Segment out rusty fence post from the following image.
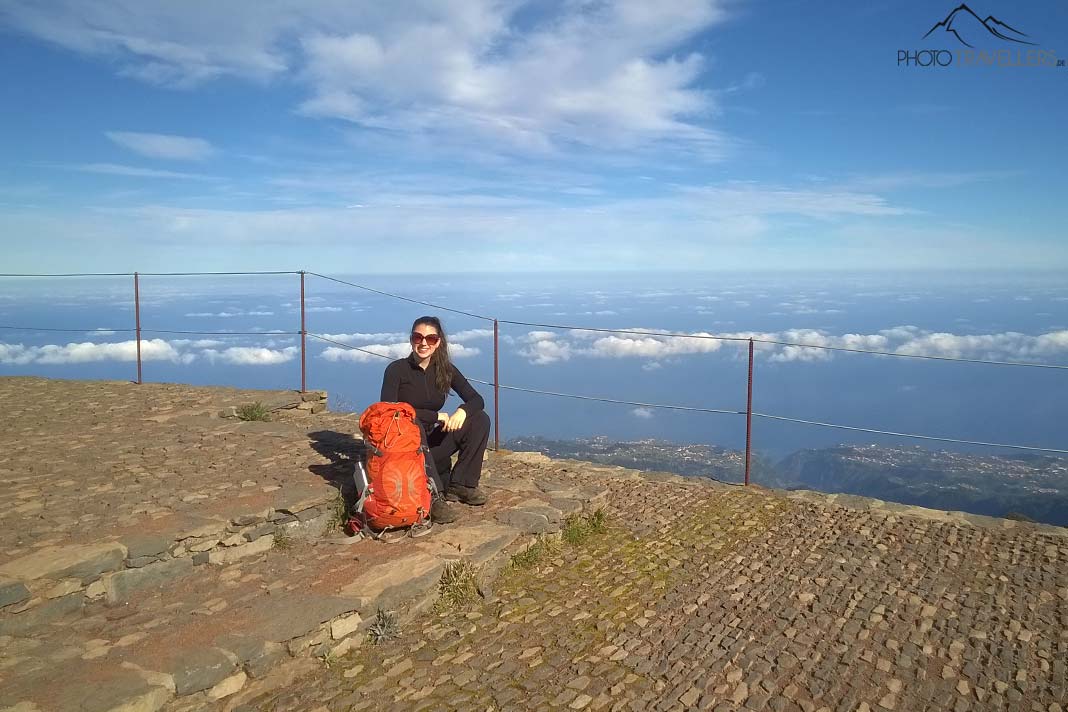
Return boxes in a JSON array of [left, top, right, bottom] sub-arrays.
[[300, 270, 306, 393], [493, 318, 500, 451], [745, 338, 754, 486], [134, 272, 142, 385]]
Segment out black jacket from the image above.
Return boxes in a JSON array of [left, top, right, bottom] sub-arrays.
[[380, 354, 485, 429]]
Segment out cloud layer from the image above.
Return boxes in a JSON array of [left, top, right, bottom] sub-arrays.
[[4, 327, 1065, 372], [515, 326, 1068, 365], [0, 339, 189, 365], [0, 324, 493, 367]]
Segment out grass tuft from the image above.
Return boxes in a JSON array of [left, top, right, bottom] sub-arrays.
[[510, 535, 558, 569], [587, 508, 608, 533], [328, 488, 349, 533], [272, 528, 293, 551], [436, 560, 479, 611], [367, 608, 399, 645], [562, 508, 609, 545], [236, 402, 270, 422]]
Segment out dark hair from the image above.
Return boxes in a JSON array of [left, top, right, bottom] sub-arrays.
[[411, 316, 453, 394]]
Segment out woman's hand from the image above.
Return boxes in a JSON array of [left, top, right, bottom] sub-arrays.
[[444, 408, 467, 432], [437, 412, 450, 428]]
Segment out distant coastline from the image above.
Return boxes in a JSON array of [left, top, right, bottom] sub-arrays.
[[507, 436, 1068, 528]]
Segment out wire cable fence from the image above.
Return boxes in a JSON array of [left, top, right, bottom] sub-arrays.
[[2, 271, 1066, 480], [1, 325, 136, 333], [308, 330, 1068, 459], [0, 271, 300, 277]]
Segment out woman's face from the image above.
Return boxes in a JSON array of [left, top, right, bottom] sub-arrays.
[[410, 323, 441, 361]]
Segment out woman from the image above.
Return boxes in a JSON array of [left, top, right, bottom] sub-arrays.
[[380, 316, 491, 523]]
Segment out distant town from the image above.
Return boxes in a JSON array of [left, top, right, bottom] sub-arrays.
[[507, 436, 1068, 527]]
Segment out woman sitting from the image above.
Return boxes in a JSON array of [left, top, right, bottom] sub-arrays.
[[380, 316, 492, 523]]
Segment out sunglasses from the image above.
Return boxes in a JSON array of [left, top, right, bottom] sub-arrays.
[[410, 333, 441, 346]]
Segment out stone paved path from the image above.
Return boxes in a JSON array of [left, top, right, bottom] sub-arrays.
[[0, 376, 331, 561], [0, 378, 608, 712], [2, 377, 1066, 712], [245, 456, 1068, 712]]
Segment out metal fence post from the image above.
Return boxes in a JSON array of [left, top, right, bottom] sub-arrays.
[[300, 270, 306, 393], [493, 318, 500, 451], [134, 272, 142, 385], [745, 338, 754, 486]]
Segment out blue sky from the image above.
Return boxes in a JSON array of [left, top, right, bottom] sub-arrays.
[[1, 0, 1066, 273]]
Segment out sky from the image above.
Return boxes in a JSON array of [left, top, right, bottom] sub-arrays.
[[1, 0, 1067, 273]]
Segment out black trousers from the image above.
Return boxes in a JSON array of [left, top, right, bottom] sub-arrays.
[[424, 410, 491, 490]]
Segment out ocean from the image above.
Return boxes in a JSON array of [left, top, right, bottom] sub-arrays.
[[1, 270, 1065, 461]]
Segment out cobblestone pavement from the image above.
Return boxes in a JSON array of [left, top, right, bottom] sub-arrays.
[[247, 457, 1068, 712]]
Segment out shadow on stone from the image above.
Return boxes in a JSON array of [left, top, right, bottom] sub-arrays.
[[306, 429, 366, 506]]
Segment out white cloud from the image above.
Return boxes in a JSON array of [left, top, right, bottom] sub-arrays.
[[185, 310, 274, 317], [320, 342, 409, 363], [451, 328, 494, 340], [0, 338, 312, 366], [317, 330, 488, 344], [517, 331, 574, 364], [631, 406, 654, 419], [106, 131, 214, 160], [170, 338, 226, 348], [514, 326, 1068, 366], [200, 346, 298, 365], [320, 341, 480, 363], [0, 338, 188, 365], [318, 331, 406, 343], [3, 1, 734, 154]]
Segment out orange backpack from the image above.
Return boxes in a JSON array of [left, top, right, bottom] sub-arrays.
[[351, 402, 434, 533]]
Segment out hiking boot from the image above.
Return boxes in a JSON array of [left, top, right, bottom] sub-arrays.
[[430, 498, 459, 524], [446, 484, 488, 506]]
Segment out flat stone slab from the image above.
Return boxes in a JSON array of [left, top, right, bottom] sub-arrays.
[[103, 557, 195, 604], [0, 592, 84, 636], [119, 534, 172, 560], [252, 595, 361, 644], [79, 669, 171, 712], [270, 482, 336, 514], [496, 498, 565, 534], [206, 533, 273, 565], [339, 551, 445, 610], [0, 576, 31, 608], [0, 542, 127, 583], [484, 478, 540, 493], [234, 421, 301, 438], [169, 646, 238, 696], [174, 515, 230, 541], [415, 523, 521, 567], [496, 508, 561, 534]]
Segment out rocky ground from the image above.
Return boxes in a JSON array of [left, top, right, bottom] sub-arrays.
[[1, 377, 1066, 712], [245, 456, 1068, 712]]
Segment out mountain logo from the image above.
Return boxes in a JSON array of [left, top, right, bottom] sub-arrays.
[[923, 3, 1037, 48]]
